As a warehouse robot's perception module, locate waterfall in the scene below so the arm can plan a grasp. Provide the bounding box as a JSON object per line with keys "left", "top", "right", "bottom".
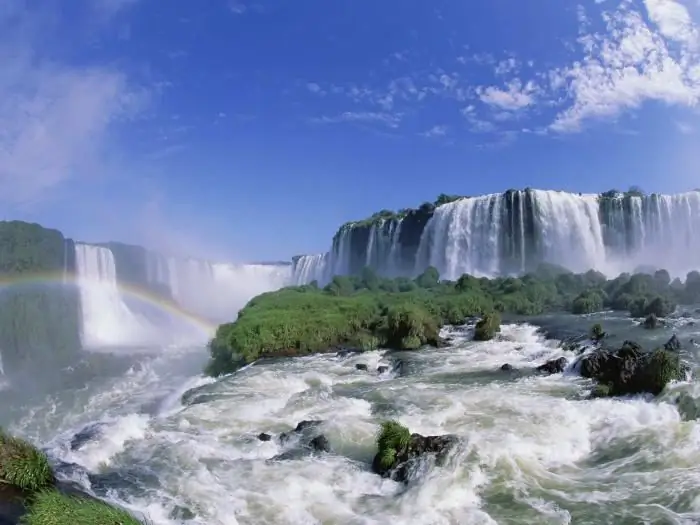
{"left": 291, "top": 189, "right": 700, "bottom": 284}
{"left": 292, "top": 254, "right": 329, "bottom": 285}
{"left": 144, "top": 256, "right": 292, "bottom": 321}
{"left": 74, "top": 243, "right": 154, "bottom": 348}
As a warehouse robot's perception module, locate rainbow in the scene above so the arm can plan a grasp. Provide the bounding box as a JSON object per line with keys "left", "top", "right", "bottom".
{"left": 0, "top": 272, "right": 220, "bottom": 334}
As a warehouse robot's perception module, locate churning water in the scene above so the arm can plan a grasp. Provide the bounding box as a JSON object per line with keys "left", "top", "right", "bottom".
{"left": 1, "top": 312, "right": 699, "bottom": 525}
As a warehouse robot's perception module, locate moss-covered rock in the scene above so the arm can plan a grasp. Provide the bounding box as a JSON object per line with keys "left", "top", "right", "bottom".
{"left": 473, "top": 312, "right": 501, "bottom": 341}
{"left": 371, "top": 420, "right": 457, "bottom": 483}
{"left": 578, "top": 341, "right": 685, "bottom": 397}
{"left": 590, "top": 323, "right": 606, "bottom": 343}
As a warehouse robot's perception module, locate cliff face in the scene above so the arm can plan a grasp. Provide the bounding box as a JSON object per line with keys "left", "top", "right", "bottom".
{"left": 0, "top": 221, "right": 81, "bottom": 375}
{"left": 293, "top": 189, "right": 700, "bottom": 284}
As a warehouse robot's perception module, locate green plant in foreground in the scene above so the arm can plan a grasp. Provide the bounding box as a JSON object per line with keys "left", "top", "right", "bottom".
{"left": 21, "top": 490, "right": 146, "bottom": 525}
{"left": 0, "top": 430, "right": 54, "bottom": 492}
{"left": 376, "top": 420, "right": 412, "bottom": 471}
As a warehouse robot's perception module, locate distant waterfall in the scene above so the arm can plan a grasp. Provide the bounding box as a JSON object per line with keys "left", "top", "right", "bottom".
{"left": 292, "top": 254, "right": 329, "bottom": 285}
{"left": 74, "top": 243, "right": 153, "bottom": 348}
{"left": 293, "top": 189, "right": 700, "bottom": 283}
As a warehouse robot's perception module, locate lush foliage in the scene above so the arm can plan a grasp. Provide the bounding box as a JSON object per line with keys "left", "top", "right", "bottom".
{"left": 0, "top": 221, "right": 82, "bottom": 375}
{"left": 0, "top": 429, "right": 146, "bottom": 524}
{"left": 206, "top": 263, "right": 700, "bottom": 377}
{"left": 0, "top": 431, "right": 54, "bottom": 491}
{"left": 21, "top": 490, "right": 145, "bottom": 525}
{"left": 375, "top": 420, "right": 412, "bottom": 472}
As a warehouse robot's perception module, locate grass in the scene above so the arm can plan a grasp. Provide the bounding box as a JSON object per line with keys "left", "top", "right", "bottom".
{"left": 21, "top": 490, "right": 146, "bottom": 525}
{"left": 376, "top": 420, "right": 412, "bottom": 471}
{"left": 0, "top": 430, "right": 54, "bottom": 492}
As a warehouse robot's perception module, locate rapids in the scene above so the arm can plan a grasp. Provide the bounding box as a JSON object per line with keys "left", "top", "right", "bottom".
{"left": 1, "top": 312, "right": 699, "bottom": 525}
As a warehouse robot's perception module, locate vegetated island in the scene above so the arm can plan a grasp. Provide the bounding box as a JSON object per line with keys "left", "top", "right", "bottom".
{"left": 205, "top": 264, "right": 700, "bottom": 379}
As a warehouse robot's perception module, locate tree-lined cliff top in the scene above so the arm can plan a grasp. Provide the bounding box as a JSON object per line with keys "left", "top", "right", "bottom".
{"left": 205, "top": 263, "right": 700, "bottom": 377}
{"left": 334, "top": 187, "right": 700, "bottom": 236}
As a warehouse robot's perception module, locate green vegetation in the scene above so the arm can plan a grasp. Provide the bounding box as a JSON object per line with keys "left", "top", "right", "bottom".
{"left": 21, "top": 490, "right": 144, "bottom": 525}
{"left": 206, "top": 263, "right": 700, "bottom": 377}
{"left": 474, "top": 312, "right": 501, "bottom": 341}
{"left": 590, "top": 323, "right": 605, "bottom": 342}
{"left": 0, "top": 430, "right": 54, "bottom": 491}
{"left": 375, "top": 420, "right": 411, "bottom": 472}
{"left": 0, "top": 429, "right": 146, "bottom": 524}
{"left": 0, "top": 221, "right": 82, "bottom": 374}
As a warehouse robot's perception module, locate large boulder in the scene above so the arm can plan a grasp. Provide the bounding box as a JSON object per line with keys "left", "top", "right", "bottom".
{"left": 371, "top": 421, "right": 457, "bottom": 483}
{"left": 578, "top": 341, "right": 684, "bottom": 397}
{"left": 536, "top": 357, "right": 568, "bottom": 375}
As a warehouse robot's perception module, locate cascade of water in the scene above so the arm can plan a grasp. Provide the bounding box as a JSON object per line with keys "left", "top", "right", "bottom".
{"left": 74, "top": 244, "right": 152, "bottom": 348}
{"left": 292, "top": 254, "right": 328, "bottom": 285}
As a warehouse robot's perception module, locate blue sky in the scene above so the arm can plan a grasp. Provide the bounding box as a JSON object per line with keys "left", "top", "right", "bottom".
{"left": 1, "top": 0, "right": 700, "bottom": 262}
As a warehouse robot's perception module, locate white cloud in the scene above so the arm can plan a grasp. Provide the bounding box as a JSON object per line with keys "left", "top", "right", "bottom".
{"left": 478, "top": 79, "right": 537, "bottom": 110}
{"left": 643, "top": 0, "right": 698, "bottom": 45}
{"left": 420, "top": 125, "right": 447, "bottom": 137}
{"left": 549, "top": 5, "right": 700, "bottom": 132}
{"left": 313, "top": 111, "right": 402, "bottom": 128}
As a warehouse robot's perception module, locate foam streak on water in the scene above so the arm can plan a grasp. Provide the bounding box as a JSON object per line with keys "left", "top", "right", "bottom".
{"left": 4, "top": 320, "right": 700, "bottom": 525}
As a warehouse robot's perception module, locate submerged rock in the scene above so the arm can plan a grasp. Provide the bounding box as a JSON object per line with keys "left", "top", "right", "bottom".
{"left": 536, "top": 357, "right": 568, "bottom": 375}
{"left": 578, "top": 340, "right": 684, "bottom": 397}
{"left": 70, "top": 422, "right": 107, "bottom": 451}
{"left": 257, "top": 433, "right": 272, "bottom": 442}
{"left": 500, "top": 363, "right": 515, "bottom": 372}
{"left": 309, "top": 435, "right": 330, "bottom": 453}
{"left": 377, "top": 365, "right": 389, "bottom": 374}
{"left": 355, "top": 363, "right": 368, "bottom": 372}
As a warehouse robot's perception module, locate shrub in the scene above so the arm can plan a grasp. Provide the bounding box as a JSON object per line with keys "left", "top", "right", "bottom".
{"left": 0, "top": 430, "right": 54, "bottom": 492}
{"left": 21, "top": 490, "right": 145, "bottom": 525}
{"left": 473, "top": 312, "right": 501, "bottom": 341}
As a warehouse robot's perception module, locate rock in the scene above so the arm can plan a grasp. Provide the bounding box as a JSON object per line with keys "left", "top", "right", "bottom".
{"left": 279, "top": 420, "right": 325, "bottom": 444}
{"left": 500, "top": 363, "right": 515, "bottom": 371}
{"left": 473, "top": 312, "right": 501, "bottom": 341}
{"left": 70, "top": 422, "right": 107, "bottom": 451}
{"left": 372, "top": 429, "right": 458, "bottom": 483}
{"left": 536, "top": 357, "right": 568, "bottom": 375}
{"left": 642, "top": 313, "right": 659, "bottom": 329}
{"left": 257, "top": 433, "right": 272, "bottom": 442}
{"left": 309, "top": 435, "right": 330, "bottom": 453}
{"left": 377, "top": 365, "right": 389, "bottom": 374}
{"left": 663, "top": 335, "right": 681, "bottom": 352}
{"left": 578, "top": 340, "right": 684, "bottom": 397}
{"left": 355, "top": 363, "right": 368, "bottom": 372}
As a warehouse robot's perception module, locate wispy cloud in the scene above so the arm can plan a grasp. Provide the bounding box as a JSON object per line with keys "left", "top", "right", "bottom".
{"left": 420, "top": 125, "right": 447, "bottom": 138}
{"left": 477, "top": 79, "right": 537, "bottom": 111}
{"left": 312, "top": 111, "right": 402, "bottom": 128}
{"left": 0, "top": 3, "right": 150, "bottom": 206}
{"left": 676, "top": 121, "right": 694, "bottom": 134}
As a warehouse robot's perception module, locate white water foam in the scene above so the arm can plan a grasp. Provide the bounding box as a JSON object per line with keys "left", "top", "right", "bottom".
{"left": 7, "top": 323, "right": 700, "bottom": 524}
